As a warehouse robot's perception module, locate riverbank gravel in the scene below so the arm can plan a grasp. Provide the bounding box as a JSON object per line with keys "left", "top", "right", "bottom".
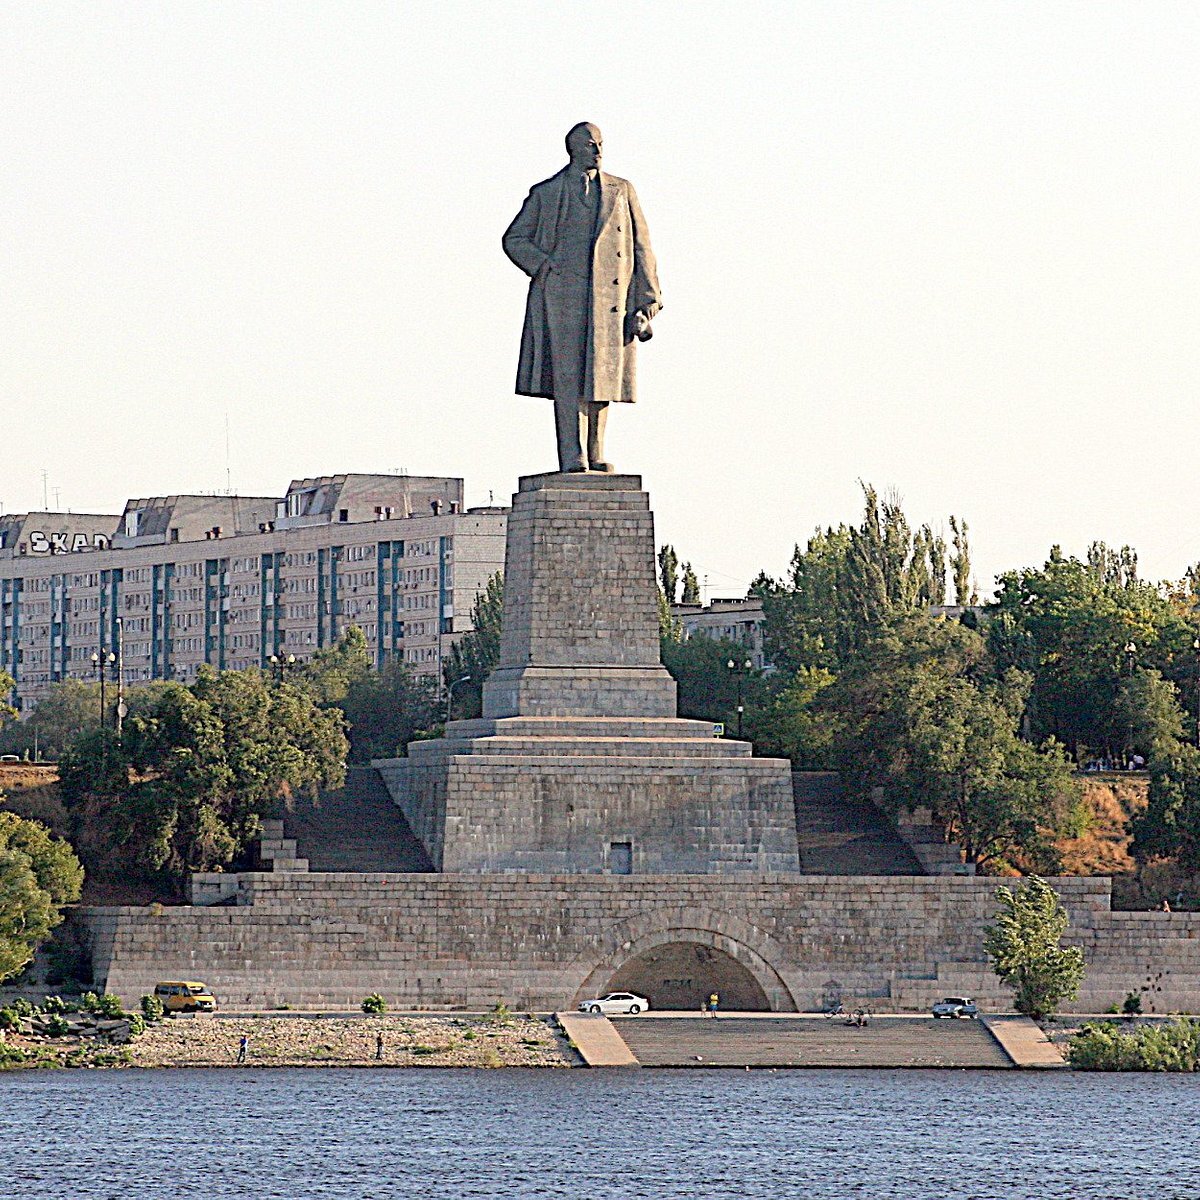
{"left": 130, "top": 1013, "right": 577, "bottom": 1068}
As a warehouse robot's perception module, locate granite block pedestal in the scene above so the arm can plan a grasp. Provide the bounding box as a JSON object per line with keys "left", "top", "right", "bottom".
{"left": 376, "top": 472, "right": 801, "bottom": 874}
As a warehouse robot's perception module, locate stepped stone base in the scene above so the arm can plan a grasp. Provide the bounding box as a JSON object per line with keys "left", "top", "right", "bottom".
{"left": 377, "top": 715, "right": 800, "bottom": 874}
{"left": 378, "top": 472, "right": 800, "bottom": 875}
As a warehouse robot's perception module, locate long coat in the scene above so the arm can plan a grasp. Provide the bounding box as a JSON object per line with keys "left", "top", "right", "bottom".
{"left": 503, "top": 168, "right": 662, "bottom": 404}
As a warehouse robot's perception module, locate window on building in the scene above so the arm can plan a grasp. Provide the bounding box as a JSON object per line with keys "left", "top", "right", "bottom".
{"left": 610, "top": 842, "right": 633, "bottom": 875}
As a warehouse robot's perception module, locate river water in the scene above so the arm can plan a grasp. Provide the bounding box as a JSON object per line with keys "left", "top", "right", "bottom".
{"left": 3, "top": 1068, "right": 1196, "bottom": 1199}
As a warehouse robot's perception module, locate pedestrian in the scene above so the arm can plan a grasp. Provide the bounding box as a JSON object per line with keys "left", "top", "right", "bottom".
{"left": 375, "top": 1031, "right": 384, "bottom": 1061}
{"left": 708, "top": 992, "right": 719, "bottom": 1020}
{"left": 236, "top": 1034, "right": 248, "bottom": 1063}
{"left": 1162, "top": 898, "right": 1172, "bottom": 912}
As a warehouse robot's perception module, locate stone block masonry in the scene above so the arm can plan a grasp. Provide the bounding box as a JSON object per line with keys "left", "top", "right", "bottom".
{"left": 376, "top": 471, "right": 801, "bottom": 874}
{"left": 80, "top": 873, "right": 1200, "bottom": 1015}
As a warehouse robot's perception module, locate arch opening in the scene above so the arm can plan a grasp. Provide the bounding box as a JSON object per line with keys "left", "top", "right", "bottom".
{"left": 603, "top": 940, "right": 771, "bottom": 1012}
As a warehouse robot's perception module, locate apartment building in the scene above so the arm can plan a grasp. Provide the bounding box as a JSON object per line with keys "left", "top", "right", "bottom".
{"left": 672, "top": 596, "right": 769, "bottom": 670}
{"left": 0, "top": 474, "right": 507, "bottom": 711}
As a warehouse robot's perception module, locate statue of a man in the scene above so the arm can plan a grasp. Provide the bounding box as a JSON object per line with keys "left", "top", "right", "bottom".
{"left": 503, "top": 122, "right": 662, "bottom": 473}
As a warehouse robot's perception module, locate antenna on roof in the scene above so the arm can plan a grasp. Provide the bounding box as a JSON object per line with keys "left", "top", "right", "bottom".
{"left": 224, "top": 408, "right": 232, "bottom": 495}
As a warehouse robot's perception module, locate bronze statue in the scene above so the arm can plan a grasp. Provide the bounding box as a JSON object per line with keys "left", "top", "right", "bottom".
{"left": 503, "top": 123, "right": 662, "bottom": 473}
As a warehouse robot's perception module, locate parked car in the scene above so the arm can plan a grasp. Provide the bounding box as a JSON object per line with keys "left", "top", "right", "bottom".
{"left": 931, "top": 996, "right": 979, "bottom": 1019}
{"left": 154, "top": 980, "right": 218, "bottom": 1013}
{"left": 578, "top": 992, "right": 650, "bottom": 1016}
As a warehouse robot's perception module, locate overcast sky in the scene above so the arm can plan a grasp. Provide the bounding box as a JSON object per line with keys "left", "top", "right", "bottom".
{"left": 5, "top": 2, "right": 1200, "bottom": 599}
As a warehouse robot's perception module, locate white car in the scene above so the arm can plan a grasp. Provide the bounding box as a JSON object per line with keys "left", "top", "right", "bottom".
{"left": 931, "top": 996, "right": 979, "bottom": 1019}
{"left": 578, "top": 992, "right": 650, "bottom": 1016}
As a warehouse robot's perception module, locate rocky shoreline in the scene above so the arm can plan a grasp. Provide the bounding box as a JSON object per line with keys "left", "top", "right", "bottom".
{"left": 128, "top": 1012, "right": 578, "bottom": 1068}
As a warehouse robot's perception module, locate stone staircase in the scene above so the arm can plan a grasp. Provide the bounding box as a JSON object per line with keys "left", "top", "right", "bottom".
{"left": 282, "top": 766, "right": 434, "bottom": 873}
{"left": 612, "top": 1015, "right": 1012, "bottom": 1068}
{"left": 894, "top": 806, "right": 972, "bottom": 875}
{"left": 793, "top": 773, "right": 924, "bottom": 875}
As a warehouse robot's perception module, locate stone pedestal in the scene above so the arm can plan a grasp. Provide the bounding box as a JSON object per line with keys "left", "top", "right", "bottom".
{"left": 376, "top": 472, "right": 800, "bottom": 874}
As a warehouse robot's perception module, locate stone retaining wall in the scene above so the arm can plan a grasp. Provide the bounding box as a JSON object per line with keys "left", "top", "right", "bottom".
{"left": 77, "top": 873, "right": 1200, "bottom": 1015}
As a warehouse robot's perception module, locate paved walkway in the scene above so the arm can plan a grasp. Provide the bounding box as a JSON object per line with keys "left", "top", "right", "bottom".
{"left": 555, "top": 1012, "right": 640, "bottom": 1067}
{"left": 982, "top": 1015, "right": 1067, "bottom": 1068}
{"left": 611, "top": 1015, "right": 1012, "bottom": 1068}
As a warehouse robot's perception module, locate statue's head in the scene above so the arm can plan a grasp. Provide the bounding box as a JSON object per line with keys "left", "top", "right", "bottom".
{"left": 565, "top": 122, "right": 603, "bottom": 171}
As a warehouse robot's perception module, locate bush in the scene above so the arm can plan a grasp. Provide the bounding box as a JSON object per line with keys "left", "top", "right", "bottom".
{"left": 1069, "top": 1018, "right": 1200, "bottom": 1071}
{"left": 0, "top": 1007, "right": 21, "bottom": 1031}
{"left": 10, "top": 998, "right": 33, "bottom": 1018}
{"left": 126, "top": 1013, "right": 146, "bottom": 1037}
{"left": 1122, "top": 991, "right": 1143, "bottom": 1017}
{"left": 0, "top": 1041, "right": 30, "bottom": 1066}
{"left": 40, "top": 995, "right": 68, "bottom": 1015}
{"left": 96, "top": 993, "right": 125, "bottom": 1018}
{"left": 140, "top": 994, "right": 164, "bottom": 1022}
{"left": 80, "top": 991, "right": 100, "bottom": 1013}
{"left": 489, "top": 1001, "right": 514, "bottom": 1026}
{"left": 42, "top": 1014, "right": 70, "bottom": 1038}
{"left": 361, "top": 993, "right": 387, "bottom": 1015}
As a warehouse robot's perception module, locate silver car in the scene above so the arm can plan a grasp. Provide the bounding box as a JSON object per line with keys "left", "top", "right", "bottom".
{"left": 578, "top": 992, "right": 650, "bottom": 1016}
{"left": 931, "top": 996, "right": 979, "bottom": 1019}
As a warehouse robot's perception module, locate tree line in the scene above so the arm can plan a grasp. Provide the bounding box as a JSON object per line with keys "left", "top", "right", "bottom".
{"left": 661, "top": 484, "right": 1200, "bottom": 888}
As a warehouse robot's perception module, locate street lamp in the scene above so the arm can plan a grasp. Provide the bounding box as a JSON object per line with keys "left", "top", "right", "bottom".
{"left": 115, "top": 617, "right": 125, "bottom": 738}
{"left": 268, "top": 653, "right": 296, "bottom": 683}
{"left": 446, "top": 674, "right": 471, "bottom": 724}
{"left": 727, "top": 656, "right": 752, "bottom": 740}
{"left": 1193, "top": 636, "right": 1200, "bottom": 749}
{"left": 1124, "top": 640, "right": 1137, "bottom": 768}
{"left": 91, "top": 650, "right": 116, "bottom": 729}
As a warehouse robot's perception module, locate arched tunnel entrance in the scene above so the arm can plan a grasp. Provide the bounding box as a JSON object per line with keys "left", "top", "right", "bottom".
{"left": 602, "top": 940, "right": 772, "bottom": 1012}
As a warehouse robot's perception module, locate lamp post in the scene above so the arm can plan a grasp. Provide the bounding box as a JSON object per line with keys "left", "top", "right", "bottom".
{"left": 1193, "top": 636, "right": 1200, "bottom": 749}
{"left": 727, "top": 656, "right": 752, "bottom": 740}
{"left": 1124, "top": 640, "right": 1137, "bottom": 767}
{"left": 446, "top": 674, "right": 471, "bottom": 724}
{"left": 91, "top": 650, "right": 116, "bottom": 729}
{"left": 268, "top": 653, "right": 296, "bottom": 683}
{"left": 91, "top": 652, "right": 101, "bottom": 726}
{"left": 115, "top": 617, "right": 125, "bottom": 739}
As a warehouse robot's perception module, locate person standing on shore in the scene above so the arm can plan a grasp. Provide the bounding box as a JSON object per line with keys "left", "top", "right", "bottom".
{"left": 375, "top": 1031, "right": 384, "bottom": 1061}
{"left": 236, "top": 1035, "right": 248, "bottom": 1064}
{"left": 708, "top": 993, "right": 719, "bottom": 1020}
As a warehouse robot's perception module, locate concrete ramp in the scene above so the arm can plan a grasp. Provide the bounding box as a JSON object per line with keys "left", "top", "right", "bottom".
{"left": 555, "top": 1012, "right": 640, "bottom": 1067}
{"left": 982, "top": 1015, "right": 1067, "bottom": 1068}
{"left": 612, "top": 1015, "right": 1013, "bottom": 1069}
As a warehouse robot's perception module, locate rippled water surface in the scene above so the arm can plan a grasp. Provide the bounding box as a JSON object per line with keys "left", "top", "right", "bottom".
{"left": 4, "top": 1068, "right": 1198, "bottom": 1199}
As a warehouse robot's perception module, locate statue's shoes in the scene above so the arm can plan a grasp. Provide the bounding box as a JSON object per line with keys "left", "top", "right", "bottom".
{"left": 588, "top": 462, "right": 616, "bottom": 473}
{"left": 564, "top": 463, "right": 588, "bottom": 473}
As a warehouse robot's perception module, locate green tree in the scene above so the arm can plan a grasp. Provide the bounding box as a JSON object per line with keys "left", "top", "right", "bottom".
{"left": 341, "top": 660, "right": 439, "bottom": 761}
{"left": 0, "top": 810, "right": 84, "bottom": 981}
{"left": 680, "top": 563, "right": 700, "bottom": 605}
{"left": 661, "top": 635, "right": 765, "bottom": 729}
{"left": 759, "top": 485, "right": 968, "bottom": 677}
{"left": 749, "top": 666, "right": 836, "bottom": 767}
{"left": 826, "top": 613, "right": 1079, "bottom": 870}
{"left": 983, "top": 875, "right": 1085, "bottom": 1018}
{"left": 58, "top": 668, "right": 346, "bottom": 886}
{"left": 1132, "top": 743, "right": 1200, "bottom": 869}
{"left": 443, "top": 572, "right": 504, "bottom": 720}
{"left": 0, "top": 669, "right": 14, "bottom": 723}
{"left": 296, "top": 626, "right": 373, "bottom": 706}
{"left": 949, "top": 516, "right": 974, "bottom": 606}
{"left": 988, "top": 544, "right": 1195, "bottom": 759}
{"left": 657, "top": 545, "right": 679, "bottom": 604}
{"left": 5, "top": 678, "right": 102, "bottom": 760}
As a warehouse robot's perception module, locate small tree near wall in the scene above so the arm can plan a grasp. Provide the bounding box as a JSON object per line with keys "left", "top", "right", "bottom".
{"left": 983, "top": 875, "right": 1085, "bottom": 1019}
